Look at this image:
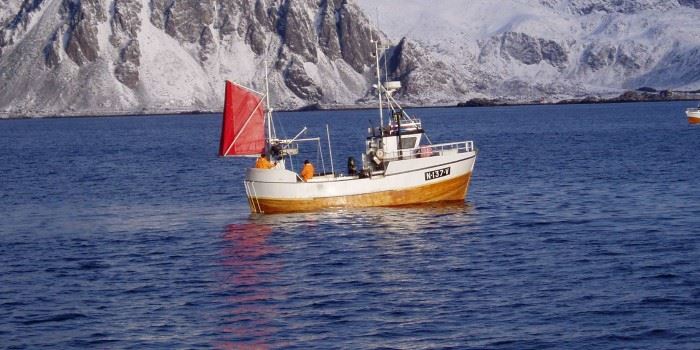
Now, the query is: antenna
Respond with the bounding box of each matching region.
[376,8,388,83]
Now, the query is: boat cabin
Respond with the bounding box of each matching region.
[363,108,431,173]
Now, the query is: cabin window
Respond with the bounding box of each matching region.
[400,137,417,149]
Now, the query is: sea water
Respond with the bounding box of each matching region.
[1,102,699,349]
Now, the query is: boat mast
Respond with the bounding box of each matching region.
[264,59,273,143]
[374,39,384,129]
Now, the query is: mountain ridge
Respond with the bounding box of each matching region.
[0,0,384,118]
[356,0,700,104]
[1,0,700,118]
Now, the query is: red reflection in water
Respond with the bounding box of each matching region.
[216,223,285,350]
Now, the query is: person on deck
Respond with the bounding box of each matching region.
[300,160,314,182]
[255,153,275,169]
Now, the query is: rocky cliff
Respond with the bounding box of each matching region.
[358,0,700,103]
[0,0,384,117]
[2,0,700,117]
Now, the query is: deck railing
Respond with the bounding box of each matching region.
[381,141,475,162]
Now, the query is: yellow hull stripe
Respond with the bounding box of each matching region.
[249,173,472,214]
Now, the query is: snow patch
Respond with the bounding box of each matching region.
[136,3,213,110]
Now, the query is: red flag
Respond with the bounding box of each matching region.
[218,81,266,156]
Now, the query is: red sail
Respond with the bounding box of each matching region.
[218,81,266,157]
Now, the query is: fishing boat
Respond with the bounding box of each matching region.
[686,105,700,124]
[218,43,477,214]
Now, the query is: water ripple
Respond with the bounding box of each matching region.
[2,105,700,348]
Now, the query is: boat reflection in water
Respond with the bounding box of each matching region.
[214,202,475,348]
[216,223,284,350]
[314,201,476,234]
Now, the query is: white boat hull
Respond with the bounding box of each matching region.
[244,151,476,213]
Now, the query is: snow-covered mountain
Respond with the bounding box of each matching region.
[1,0,700,117]
[0,0,381,117]
[356,0,700,103]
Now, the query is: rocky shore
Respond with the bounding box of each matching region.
[458,88,700,107]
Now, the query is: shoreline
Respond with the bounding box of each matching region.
[1,93,699,120]
[457,89,700,108]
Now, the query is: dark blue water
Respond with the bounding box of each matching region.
[1,102,699,349]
